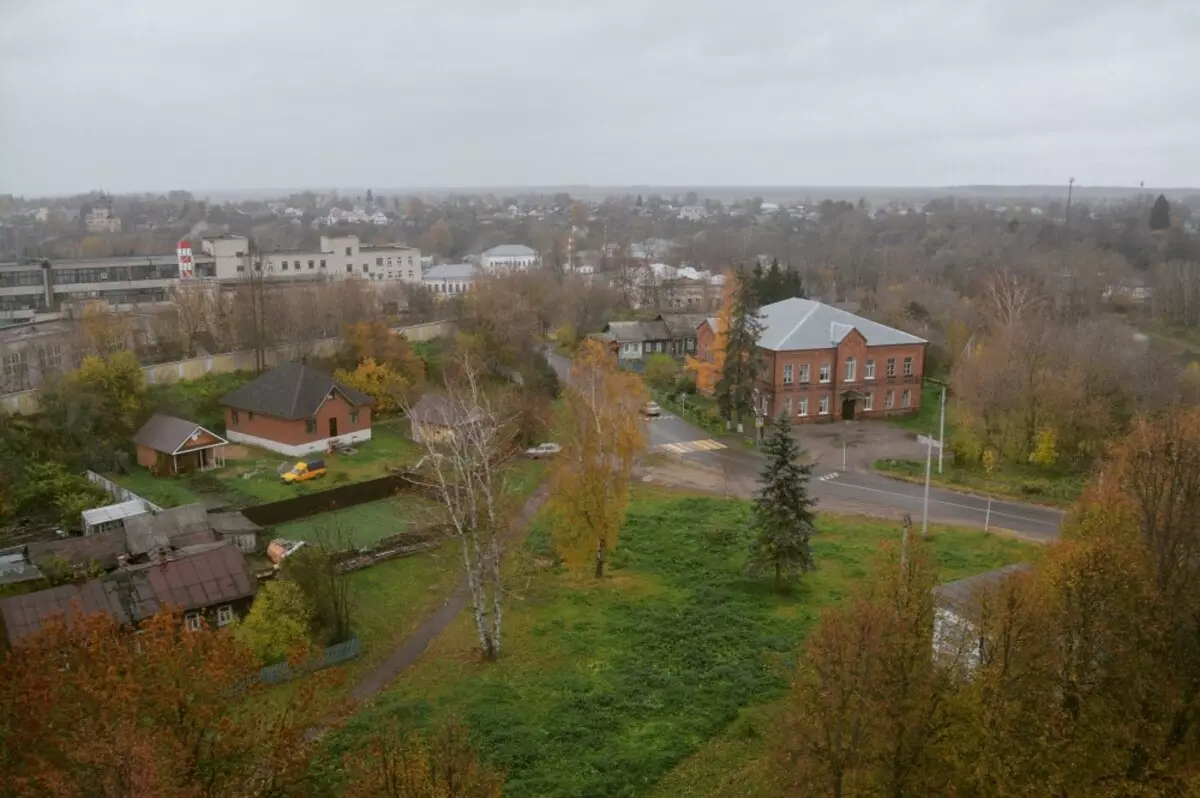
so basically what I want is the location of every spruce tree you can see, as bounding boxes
[1150,194,1172,231]
[748,413,817,589]
[716,266,765,428]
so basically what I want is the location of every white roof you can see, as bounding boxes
[758,297,926,351]
[81,499,149,527]
[483,244,537,258]
[424,263,476,279]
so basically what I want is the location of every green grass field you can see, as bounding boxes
[874,456,1086,507]
[330,487,1036,798]
[273,494,440,548]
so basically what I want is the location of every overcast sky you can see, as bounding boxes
[1,0,1197,195]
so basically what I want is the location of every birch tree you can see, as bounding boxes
[548,339,647,577]
[406,357,516,660]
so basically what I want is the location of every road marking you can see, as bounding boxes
[820,478,1063,529]
[656,439,727,454]
[817,472,840,482]
[645,414,675,421]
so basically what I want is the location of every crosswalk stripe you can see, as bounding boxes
[655,439,727,454]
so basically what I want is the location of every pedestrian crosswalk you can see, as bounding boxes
[817,472,841,482]
[655,438,727,454]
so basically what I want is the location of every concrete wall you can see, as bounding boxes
[0,319,455,415]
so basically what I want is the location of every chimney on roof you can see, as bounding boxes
[156,548,169,567]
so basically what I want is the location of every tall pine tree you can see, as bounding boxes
[754,258,807,304]
[748,412,817,589]
[1149,194,1172,231]
[716,265,764,428]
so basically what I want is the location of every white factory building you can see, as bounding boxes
[479,244,539,272]
[202,235,421,283]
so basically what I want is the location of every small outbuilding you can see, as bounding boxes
[134,413,228,476]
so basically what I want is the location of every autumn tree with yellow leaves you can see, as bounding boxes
[548,339,647,577]
[685,270,735,395]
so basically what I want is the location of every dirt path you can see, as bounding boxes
[349,483,551,703]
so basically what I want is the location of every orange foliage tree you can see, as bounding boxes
[0,609,344,797]
[548,338,647,577]
[685,271,735,395]
[343,321,426,388]
[335,357,414,413]
[341,719,504,797]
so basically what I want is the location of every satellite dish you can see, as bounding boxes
[191,432,200,441]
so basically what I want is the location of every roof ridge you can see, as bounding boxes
[779,298,820,347]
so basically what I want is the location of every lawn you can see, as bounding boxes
[883,380,950,437]
[114,421,421,509]
[273,494,440,548]
[874,456,1086,507]
[330,486,1036,798]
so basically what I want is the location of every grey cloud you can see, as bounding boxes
[1,0,1197,194]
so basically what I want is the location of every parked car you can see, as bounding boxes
[281,458,326,483]
[641,401,662,417]
[525,442,562,459]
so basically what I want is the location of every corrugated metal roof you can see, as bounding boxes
[28,529,128,571]
[81,499,148,527]
[758,297,926,351]
[124,504,212,556]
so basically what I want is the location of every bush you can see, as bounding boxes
[642,354,679,391]
[235,580,313,664]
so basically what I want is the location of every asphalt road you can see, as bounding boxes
[546,349,1066,540]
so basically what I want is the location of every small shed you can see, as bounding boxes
[81,499,149,537]
[123,503,214,556]
[407,394,481,445]
[208,512,262,553]
[134,413,228,476]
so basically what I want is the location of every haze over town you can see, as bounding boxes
[3,2,1200,797]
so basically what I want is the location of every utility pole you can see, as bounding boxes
[921,435,932,539]
[901,513,912,568]
[938,386,946,474]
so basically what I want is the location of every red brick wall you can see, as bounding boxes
[225,391,372,446]
[136,444,158,469]
[758,338,927,423]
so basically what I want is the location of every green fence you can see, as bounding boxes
[257,637,361,685]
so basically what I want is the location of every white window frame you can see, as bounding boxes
[798,397,808,416]
[865,359,875,380]
[819,363,831,383]
[885,390,894,409]
[184,611,202,632]
[903,356,914,377]
[783,398,792,416]
[886,358,896,377]
[902,389,911,408]
[819,396,830,415]
[798,364,810,383]
[216,604,234,627]
[783,364,793,384]
[863,392,873,411]
[845,357,856,382]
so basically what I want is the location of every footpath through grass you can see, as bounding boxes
[330,486,1035,797]
[874,457,1085,507]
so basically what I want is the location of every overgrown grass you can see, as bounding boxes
[329,487,1035,797]
[145,371,255,432]
[274,494,440,548]
[883,381,950,437]
[874,457,1086,507]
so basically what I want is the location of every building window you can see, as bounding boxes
[237,264,245,272]
[294,260,300,269]
[305,419,316,434]
[350,410,359,424]
[865,359,875,380]
[782,398,792,416]
[863,392,873,411]
[798,397,808,416]
[376,257,383,266]
[885,390,894,409]
[320,259,326,268]
[798,364,810,383]
[902,389,911,408]
[903,356,913,376]
[819,396,830,415]
[845,357,856,382]
[346,264,353,273]
[217,605,234,627]
[308,260,315,269]
[362,264,369,273]
[886,358,896,377]
[184,611,202,632]
[819,363,831,383]
[345,246,352,256]
[230,409,239,425]
[281,262,289,271]
[783,364,793,384]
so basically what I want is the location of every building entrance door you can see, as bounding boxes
[841,397,856,420]
[329,417,338,437]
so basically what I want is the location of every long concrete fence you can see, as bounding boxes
[0,319,455,416]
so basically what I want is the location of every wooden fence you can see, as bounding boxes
[240,472,428,527]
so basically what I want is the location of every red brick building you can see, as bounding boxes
[133,413,228,475]
[695,297,927,423]
[219,362,375,457]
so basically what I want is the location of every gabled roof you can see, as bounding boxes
[407,394,482,428]
[934,563,1035,614]
[124,504,214,556]
[134,414,227,454]
[28,528,129,571]
[758,297,926,351]
[601,320,672,343]
[219,362,374,419]
[0,543,256,645]
[656,313,708,339]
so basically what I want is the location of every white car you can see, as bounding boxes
[525,442,562,459]
[642,401,662,417]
